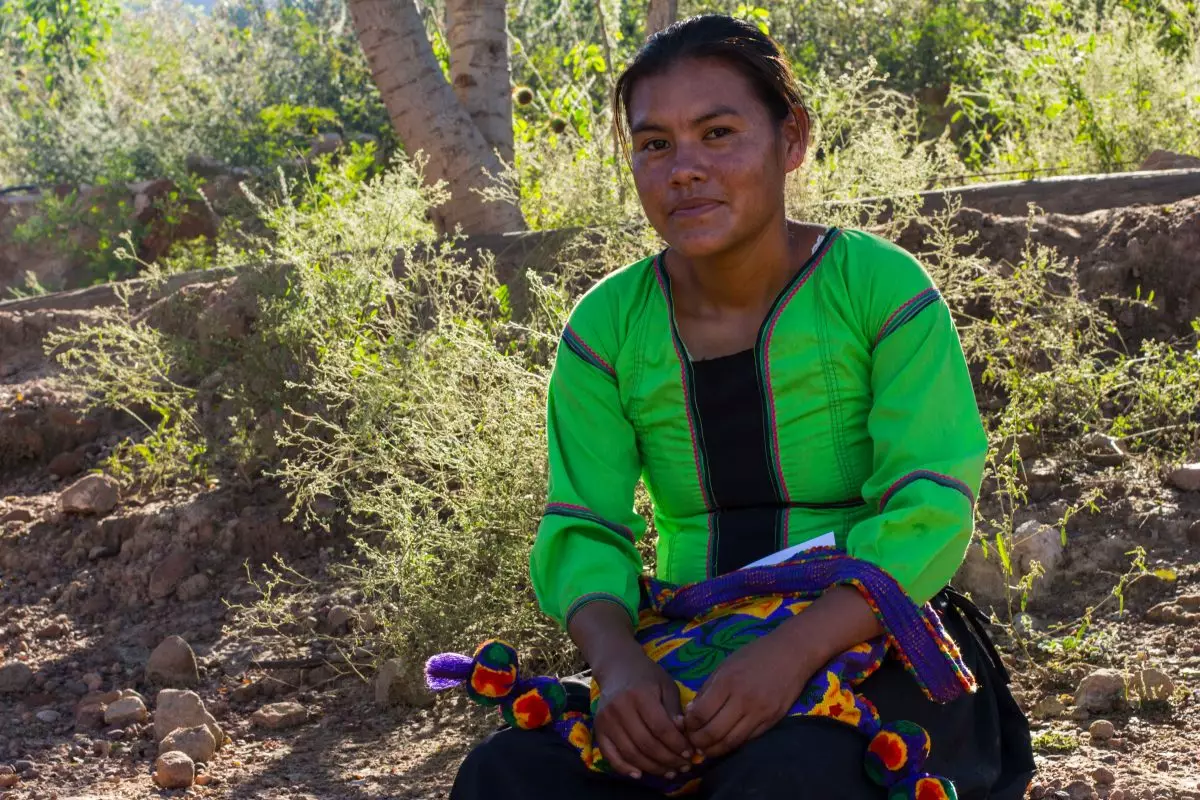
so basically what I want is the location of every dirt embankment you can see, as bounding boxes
[0,198,1197,799]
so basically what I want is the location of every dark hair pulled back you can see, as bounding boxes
[612,14,808,157]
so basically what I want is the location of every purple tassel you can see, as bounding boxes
[425,652,474,691]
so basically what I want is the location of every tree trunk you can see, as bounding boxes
[445,0,515,166]
[647,0,677,34]
[347,0,525,236]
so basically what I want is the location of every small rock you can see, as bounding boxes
[0,775,15,789]
[1156,759,1169,771]
[195,772,214,786]
[1075,669,1126,713]
[327,605,355,633]
[175,573,211,603]
[105,728,126,740]
[375,658,434,708]
[146,636,199,687]
[158,725,216,764]
[35,709,60,724]
[1033,696,1067,719]
[1110,791,1126,800]
[12,762,32,774]
[64,679,89,696]
[1146,602,1182,623]
[1031,785,1047,800]
[0,663,33,694]
[153,751,194,789]
[87,544,118,561]
[59,474,119,516]
[82,673,104,692]
[93,740,112,757]
[47,450,84,479]
[0,508,33,524]
[148,550,196,600]
[1140,149,1200,170]
[36,621,66,639]
[0,767,12,776]
[74,700,108,730]
[1179,593,1200,610]
[103,696,148,726]
[1167,463,1200,492]
[1088,719,1115,740]
[250,701,308,730]
[1065,780,1095,800]
[1131,668,1174,701]
[1092,767,1116,785]
[1084,433,1128,466]
[154,689,222,744]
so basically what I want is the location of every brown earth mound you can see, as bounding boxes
[0,200,1197,799]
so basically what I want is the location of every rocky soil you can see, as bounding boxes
[0,199,1198,798]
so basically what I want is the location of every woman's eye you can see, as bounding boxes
[705,127,733,139]
[642,139,669,152]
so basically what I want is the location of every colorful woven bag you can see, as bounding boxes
[425,548,976,798]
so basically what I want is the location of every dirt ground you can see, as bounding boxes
[0,200,1198,800]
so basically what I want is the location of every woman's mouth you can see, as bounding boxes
[670,199,721,218]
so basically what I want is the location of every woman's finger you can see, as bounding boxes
[700,714,761,759]
[683,677,730,734]
[621,702,687,775]
[686,692,742,753]
[636,695,694,766]
[612,702,680,776]
[595,729,642,780]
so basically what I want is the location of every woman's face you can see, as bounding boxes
[626,57,807,260]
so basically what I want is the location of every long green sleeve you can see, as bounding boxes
[844,244,988,605]
[529,291,646,629]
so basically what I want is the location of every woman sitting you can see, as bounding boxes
[451,14,1034,800]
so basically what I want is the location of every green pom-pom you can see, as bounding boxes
[865,720,931,786]
[887,774,957,800]
[465,639,519,707]
[499,676,567,730]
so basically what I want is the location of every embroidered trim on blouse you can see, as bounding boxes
[563,592,634,627]
[879,470,975,511]
[652,253,715,511]
[544,503,635,542]
[875,288,941,346]
[561,325,616,379]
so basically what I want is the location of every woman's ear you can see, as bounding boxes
[781,106,810,174]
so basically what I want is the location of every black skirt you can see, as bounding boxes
[450,590,1035,800]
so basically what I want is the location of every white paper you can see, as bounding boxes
[739,531,837,569]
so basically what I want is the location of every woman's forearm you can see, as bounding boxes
[768,585,884,671]
[567,599,647,681]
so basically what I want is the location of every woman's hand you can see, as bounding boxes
[681,630,815,759]
[682,585,883,759]
[566,599,693,781]
[593,651,695,780]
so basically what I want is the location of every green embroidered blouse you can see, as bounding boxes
[530,228,987,629]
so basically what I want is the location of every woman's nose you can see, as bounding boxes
[669,142,708,185]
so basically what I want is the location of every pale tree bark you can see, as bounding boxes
[347,0,526,236]
[445,0,515,166]
[647,0,677,34]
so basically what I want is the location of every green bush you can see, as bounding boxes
[951,1,1200,174]
[0,0,390,186]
